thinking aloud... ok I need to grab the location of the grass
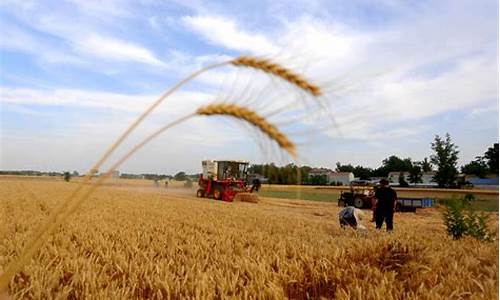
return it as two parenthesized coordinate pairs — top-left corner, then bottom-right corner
(257, 190), (340, 202)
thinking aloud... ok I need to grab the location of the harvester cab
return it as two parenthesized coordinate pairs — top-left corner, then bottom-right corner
(196, 160), (259, 202)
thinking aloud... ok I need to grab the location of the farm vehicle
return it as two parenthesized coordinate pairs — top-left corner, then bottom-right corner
(338, 182), (434, 212)
(196, 160), (259, 202)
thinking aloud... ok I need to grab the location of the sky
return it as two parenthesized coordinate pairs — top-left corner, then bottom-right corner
(0, 0), (498, 175)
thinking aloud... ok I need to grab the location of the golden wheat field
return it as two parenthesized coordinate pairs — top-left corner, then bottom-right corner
(0, 178), (498, 299)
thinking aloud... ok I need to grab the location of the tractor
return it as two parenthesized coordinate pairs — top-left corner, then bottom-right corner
(337, 182), (376, 209)
(196, 160), (259, 202)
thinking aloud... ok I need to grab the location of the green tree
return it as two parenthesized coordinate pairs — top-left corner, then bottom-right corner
(373, 155), (412, 177)
(335, 162), (355, 173)
(353, 166), (373, 180)
(310, 175), (328, 185)
(483, 143), (498, 174)
(174, 171), (187, 181)
(430, 133), (459, 188)
(421, 157), (433, 172)
(408, 162), (423, 185)
(461, 157), (488, 178)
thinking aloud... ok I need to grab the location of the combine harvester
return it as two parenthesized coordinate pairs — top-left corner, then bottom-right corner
(196, 160), (259, 203)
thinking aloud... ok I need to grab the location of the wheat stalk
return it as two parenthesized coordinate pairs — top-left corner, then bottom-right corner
(231, 56), (322, 97)
(197, 103), (296, 158)
(0, 56), (315, 292)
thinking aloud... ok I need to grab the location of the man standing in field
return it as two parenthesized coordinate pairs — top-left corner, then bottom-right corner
(374, 179), (397, 231)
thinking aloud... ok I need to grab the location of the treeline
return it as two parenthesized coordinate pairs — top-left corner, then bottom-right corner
(249, 137), (498, 188)
(0, 170), (76, 177)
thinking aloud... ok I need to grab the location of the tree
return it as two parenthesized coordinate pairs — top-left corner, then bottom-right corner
(461, 157), (488, 178)
(421, 157), (433, 172)
(63, 171), (71, 182)
(373, 155), (412, 177)
(335, 162), (355, 173)
(483, 143), (498, 174)
(430, 133), (459, 188)
(174, 171), (187, 181)
(310, 175), (328, 185)
(408, 162), (423, 185)
(353, 166), (372, 180)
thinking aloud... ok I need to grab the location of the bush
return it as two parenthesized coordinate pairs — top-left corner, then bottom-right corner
(63, 172), (71, 182)
(443, 196), (493, 242)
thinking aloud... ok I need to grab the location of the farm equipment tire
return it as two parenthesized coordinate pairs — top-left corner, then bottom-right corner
(354, 197), (364, 209)
(196, 189), (205, 198)
(213, 187), (223, 200)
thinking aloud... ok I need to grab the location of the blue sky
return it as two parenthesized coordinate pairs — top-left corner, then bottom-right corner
(0, 0), (498, 174)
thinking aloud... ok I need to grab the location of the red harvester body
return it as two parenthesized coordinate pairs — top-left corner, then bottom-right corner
(197, 160), (254, 202)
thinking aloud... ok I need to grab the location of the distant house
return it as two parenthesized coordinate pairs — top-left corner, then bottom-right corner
(330, 172), (355, 185)
(388, 172), (409, 185)
(308, 168), (354, 185)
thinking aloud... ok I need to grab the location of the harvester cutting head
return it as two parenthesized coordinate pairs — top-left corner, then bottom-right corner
(233, 192), (259, 203)
(197, 160), (260, 203)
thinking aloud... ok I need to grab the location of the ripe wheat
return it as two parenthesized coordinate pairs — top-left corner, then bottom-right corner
(231, 56), (322, 96)
(197, 103), (296, 158)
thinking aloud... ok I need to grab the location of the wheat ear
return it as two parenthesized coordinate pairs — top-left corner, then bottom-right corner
(231, 56), (322, 97)
(197, 103), (296, 158)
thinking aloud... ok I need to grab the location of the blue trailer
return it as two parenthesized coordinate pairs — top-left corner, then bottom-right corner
(396, 197), (435, 212)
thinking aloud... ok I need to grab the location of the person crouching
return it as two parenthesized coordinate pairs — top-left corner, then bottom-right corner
(339, 206), (366, 230)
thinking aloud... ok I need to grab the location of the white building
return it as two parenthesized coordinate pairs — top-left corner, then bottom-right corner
(308, 168), (354, 185)
(330, 172), (355, 185)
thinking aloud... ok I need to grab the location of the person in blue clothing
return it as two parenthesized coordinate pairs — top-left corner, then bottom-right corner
(339, 206), (366, 230)
(374, 178), (398, 231)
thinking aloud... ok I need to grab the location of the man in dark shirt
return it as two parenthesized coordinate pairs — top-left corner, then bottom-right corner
(374, 179), (397, 231)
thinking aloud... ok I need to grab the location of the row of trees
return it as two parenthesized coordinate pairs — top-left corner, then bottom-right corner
(249, 135), (498, 188)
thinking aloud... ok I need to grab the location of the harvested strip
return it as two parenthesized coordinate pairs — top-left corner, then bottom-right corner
(197, 103), (296, 158)
(231, 56), (322, 96)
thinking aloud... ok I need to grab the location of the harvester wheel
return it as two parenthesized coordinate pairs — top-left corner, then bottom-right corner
(213, 187), (223, 200)
(354, 197), (364, 208)
(196, 189), (205, 198)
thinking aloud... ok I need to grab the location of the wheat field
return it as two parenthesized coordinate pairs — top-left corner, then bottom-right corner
(0, 178), (498, 299)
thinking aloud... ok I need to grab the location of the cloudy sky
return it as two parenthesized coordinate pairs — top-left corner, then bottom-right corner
(0, 0), (498, 175)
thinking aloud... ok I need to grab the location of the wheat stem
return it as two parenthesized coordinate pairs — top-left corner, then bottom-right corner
(197, 103), (296, 158)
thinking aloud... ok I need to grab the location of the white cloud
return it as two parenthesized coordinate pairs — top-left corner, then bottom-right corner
(182, 15), (279, 55)
(75, 34), (167, 67)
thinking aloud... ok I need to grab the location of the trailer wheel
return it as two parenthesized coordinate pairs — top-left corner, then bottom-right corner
(354, 197), (364, 208)
(196, 189), (205, 198)
(213, 187), (223, 200)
